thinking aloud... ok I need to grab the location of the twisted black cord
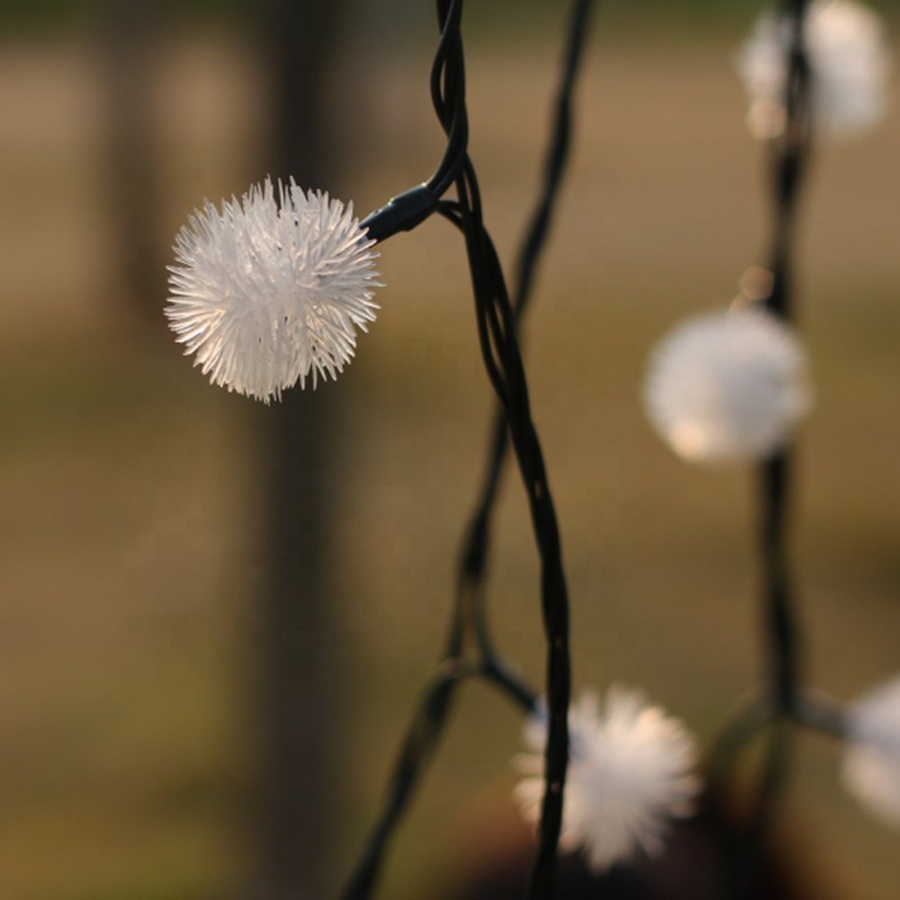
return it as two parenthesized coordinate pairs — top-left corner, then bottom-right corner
(344, 3), (591, 898)
(458, 0), (595, 668)
(341, 659), (473, 900)
(450, 152), (571, 900)
(339, 657), (533, 900)
(751, 0), (812, 871)
(708, 7), (812, 897)
(513, 0), (594, 310)
(760, 0), (812, 719)
(358, 0), (468, 244)
(446, 8), (595, 891)
(341, 8), (471, 898)
(712, 4), (812, 898)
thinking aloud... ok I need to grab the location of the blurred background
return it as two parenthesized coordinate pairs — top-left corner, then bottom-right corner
(2, 1), (899, 898)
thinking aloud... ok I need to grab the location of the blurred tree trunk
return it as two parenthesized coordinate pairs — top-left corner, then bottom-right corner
(251, 2), (348, 900)
(96, 0), (166, 333)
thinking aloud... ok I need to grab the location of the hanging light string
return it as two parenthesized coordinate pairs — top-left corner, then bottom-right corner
(708, 2), (813, 895)
(440, 155), (573, 899)
(454, 0), (595, 674)
(358, 0), (468, 244)
(743, 0), (813, 873)
(165, 0), (900, 889)
(343, 3), (594, 899)
(760, 0), (812, 720)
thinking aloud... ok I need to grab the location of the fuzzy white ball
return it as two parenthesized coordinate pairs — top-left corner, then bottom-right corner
(737, 0), (891, 139)
(513, 687), (700, 872)
(843, 676), (900, 826)
(167, 178), (381, 403)
(644, 308), (811, 463)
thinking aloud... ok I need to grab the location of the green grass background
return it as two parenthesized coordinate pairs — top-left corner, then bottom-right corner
(1, 7), (899, 899)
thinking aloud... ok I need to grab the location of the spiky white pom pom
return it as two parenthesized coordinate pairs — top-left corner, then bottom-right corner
(737, 0), (891, 139)
(513, 686), (700, 872)
(643, 307), (811, 464)
(166, 178), (380, 403)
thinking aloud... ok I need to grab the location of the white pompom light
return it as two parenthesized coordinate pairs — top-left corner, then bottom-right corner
(513, 686), (700, 873)
(166, 178), (381, 403)
(843, 676), (900, 826)
(643, 307), (811, 464)
(737, 0), (891, 139)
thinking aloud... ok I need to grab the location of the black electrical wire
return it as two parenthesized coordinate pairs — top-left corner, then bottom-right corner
(450, 150), (572, 900)
(457, 0), (594, 670)
(341, 2), (594, 898)
(711, 4), (813, 897)
(358, 0), (469, 244)
(759, 0), (812, 719)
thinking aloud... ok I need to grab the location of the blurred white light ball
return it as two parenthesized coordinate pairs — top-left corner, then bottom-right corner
(738, 0), (891, 139)
(643, 307), (812, 464)
(843, 676), (900, 826)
